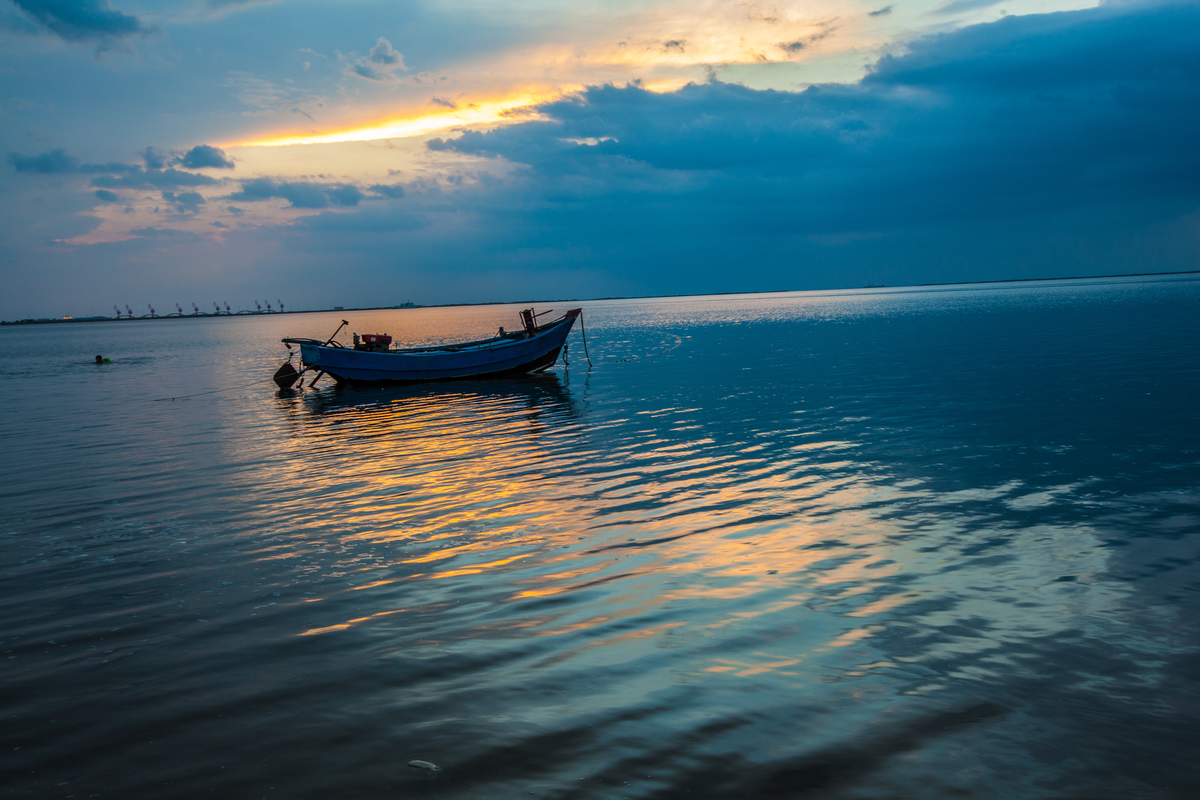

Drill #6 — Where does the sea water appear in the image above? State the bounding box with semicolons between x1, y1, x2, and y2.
1;275;1198;798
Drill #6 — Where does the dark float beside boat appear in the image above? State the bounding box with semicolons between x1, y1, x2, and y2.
273;307;583;389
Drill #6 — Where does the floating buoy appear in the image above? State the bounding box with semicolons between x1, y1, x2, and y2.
273;362;301;389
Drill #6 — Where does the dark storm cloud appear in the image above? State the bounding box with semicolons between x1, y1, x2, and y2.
178;145;234;170
426;2;1200;236
9;0;148;42
226;178;363;209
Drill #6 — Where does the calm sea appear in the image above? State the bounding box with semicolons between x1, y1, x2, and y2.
2;276;1198;799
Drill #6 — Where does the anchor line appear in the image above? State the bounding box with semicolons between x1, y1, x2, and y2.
578;311;594;368
150;375;278;402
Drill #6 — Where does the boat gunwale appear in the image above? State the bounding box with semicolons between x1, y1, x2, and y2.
281;311;577;358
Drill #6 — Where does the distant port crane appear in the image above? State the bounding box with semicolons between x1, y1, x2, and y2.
278;299;285;312
113;305;123;319
192;303;202;315
146;304;158;318
125;305;134;318
255;300;263;313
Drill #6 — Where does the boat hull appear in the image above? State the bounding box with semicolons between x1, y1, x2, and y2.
295;311;578;384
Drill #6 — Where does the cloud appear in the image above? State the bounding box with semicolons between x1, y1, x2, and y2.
7;149;216;192
130;226;203;241
178;145;234;170
348;0;1197;297
368;36;404;67
868;5;894;16
325;185;364;206
92;168;219;190
936;0;1003;14
9;0;149;42
142;146;167;169
425;2;1200;234
7;148;79;173
292;206;425;233
369;183;406;199
202;0;280;12
226;178;364;209
343;36;407;81
80;160;140;173
350;63;383;81
430;96;457;109
94;189;119;202
162;190;206;212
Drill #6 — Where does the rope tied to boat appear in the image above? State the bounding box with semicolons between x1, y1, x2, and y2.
150;375;281;401
578;310;594;367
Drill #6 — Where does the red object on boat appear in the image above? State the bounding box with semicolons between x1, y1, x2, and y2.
361;334;392;346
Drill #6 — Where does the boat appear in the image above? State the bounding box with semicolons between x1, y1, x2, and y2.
274;307;582;388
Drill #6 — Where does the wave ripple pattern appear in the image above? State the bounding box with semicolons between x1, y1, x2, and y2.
1;276;1198;799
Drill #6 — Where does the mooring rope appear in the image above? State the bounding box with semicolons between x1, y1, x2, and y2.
578;311;594;367
151;375;282;401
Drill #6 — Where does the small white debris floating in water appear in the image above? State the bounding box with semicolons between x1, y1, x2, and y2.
408;760;440;772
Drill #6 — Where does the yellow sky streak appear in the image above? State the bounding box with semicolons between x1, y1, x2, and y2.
237;95;556;148
232;77;692;149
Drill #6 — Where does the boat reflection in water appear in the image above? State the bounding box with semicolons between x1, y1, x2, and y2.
289;371;580;421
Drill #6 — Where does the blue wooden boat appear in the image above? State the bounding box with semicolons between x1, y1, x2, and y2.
275;308;581;387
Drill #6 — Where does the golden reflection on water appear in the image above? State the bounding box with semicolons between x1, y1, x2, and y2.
271;367;1127;691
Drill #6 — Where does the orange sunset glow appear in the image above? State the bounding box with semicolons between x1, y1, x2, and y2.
235;93;559;148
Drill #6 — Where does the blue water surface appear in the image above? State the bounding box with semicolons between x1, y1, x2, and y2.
1;275;1198;799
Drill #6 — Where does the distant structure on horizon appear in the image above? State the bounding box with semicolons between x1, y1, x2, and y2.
6;296;433;325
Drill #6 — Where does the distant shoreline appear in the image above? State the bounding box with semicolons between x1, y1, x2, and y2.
3;269;1197;326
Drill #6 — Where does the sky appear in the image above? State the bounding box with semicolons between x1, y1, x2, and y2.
1;0;1198;318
